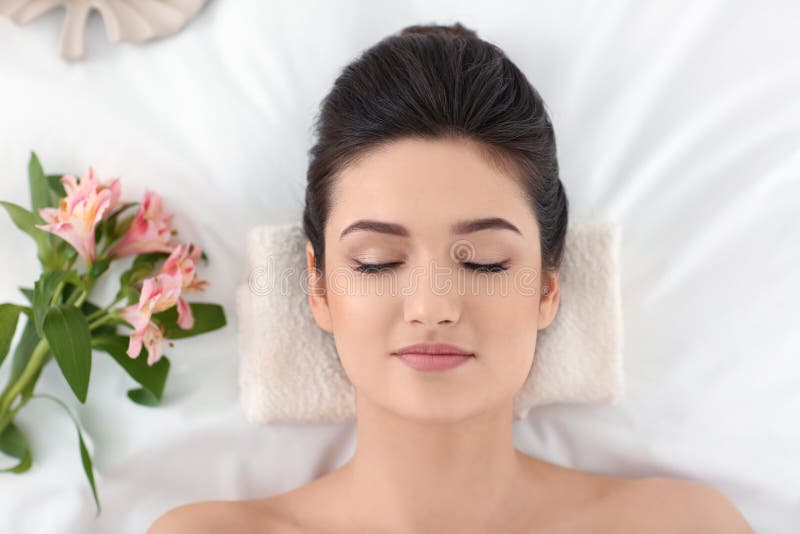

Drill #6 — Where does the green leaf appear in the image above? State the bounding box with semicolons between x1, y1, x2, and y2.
46;173;67;199
88;257;112;281
114;214;135;239
153;302;227;339
134;251;170;267
33;270;80;338
117;266;151;296
0;200;61;271
97;202;138;245
0;303;24;367
19;287;34;304
28;152;50;215
78;428;101;517
120;286;140;306
42;306;92;404
58;241;78;265
32;393;101;516
0;422;32;473
126;387;160;407
115;251;169;302
91;335;169;406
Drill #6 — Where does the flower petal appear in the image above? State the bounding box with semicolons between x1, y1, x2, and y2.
126;332;143;359
144;324;165;366
176;298;194;330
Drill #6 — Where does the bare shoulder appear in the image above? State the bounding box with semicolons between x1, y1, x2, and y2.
147;499;286;534
604;476;754;533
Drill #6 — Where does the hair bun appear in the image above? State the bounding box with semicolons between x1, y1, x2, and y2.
400;22;479;40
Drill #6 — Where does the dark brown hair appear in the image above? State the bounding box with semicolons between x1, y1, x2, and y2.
303;22;568;274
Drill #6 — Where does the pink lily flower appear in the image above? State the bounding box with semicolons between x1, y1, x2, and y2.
119;242;210;363
156;243;209;330
35;167;121;263
125;321;167;367
108;190;176;258
119;272;183;365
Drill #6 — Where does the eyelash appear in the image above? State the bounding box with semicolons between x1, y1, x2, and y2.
353;261;510;274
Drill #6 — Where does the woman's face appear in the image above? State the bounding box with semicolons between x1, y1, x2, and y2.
306;136;560;423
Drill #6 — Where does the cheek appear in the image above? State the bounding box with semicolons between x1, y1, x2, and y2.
326;290;394;380
467;289;539;386
467;269;540;334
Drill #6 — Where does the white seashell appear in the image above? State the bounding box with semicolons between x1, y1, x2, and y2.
0;0;207;60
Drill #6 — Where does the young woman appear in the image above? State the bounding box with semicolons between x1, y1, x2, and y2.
150;22;752;533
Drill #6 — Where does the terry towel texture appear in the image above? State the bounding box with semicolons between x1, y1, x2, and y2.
237;221;624;423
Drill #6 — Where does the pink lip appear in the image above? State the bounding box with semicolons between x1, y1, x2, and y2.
393;342;475;372
395;353;473;371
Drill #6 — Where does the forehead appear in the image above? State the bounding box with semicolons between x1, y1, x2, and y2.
327;137;538;241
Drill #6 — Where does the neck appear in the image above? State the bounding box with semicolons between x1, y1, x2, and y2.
342;392;527;533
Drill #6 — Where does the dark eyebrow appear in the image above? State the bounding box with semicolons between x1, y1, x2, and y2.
339;217;523;240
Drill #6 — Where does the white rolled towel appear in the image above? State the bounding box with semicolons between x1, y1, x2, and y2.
237;220;624;423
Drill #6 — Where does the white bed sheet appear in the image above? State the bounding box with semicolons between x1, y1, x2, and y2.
1;1;798;532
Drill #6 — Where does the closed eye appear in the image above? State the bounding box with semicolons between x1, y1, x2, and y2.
353;261;509;273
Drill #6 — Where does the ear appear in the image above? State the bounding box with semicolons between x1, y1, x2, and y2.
306;241;333;333
537;269;561;331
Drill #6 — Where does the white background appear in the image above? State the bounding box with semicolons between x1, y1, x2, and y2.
1;1;798;532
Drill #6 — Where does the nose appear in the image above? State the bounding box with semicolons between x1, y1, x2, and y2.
402;261;462;326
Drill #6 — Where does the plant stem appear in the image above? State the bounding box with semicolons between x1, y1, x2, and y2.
65;287;82;306
89;313;118;331
66;251;78;271
0;338;49;435
86;296;125;322
51;280;66;306
0;390;32;434
65;287;89;308
75;291;88;308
